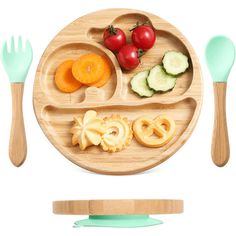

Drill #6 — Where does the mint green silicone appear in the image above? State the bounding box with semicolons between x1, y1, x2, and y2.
73;215;163;228
205;35;235;82
1;36;33;83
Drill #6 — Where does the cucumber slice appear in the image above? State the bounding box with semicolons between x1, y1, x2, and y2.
147;65;176;92
162;51;189;76
130;70;154;97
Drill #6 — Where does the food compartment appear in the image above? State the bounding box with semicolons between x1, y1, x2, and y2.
87;13;193;101
38;42;118;104
42;98;196;173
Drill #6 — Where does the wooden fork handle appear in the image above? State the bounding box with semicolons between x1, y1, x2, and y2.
9;83;27;167
212;82;230;167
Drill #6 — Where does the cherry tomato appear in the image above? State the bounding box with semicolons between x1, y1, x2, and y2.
117;44;143;70
131;24;156;50
103;25;127;52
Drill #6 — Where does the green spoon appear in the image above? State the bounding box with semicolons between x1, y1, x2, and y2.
205;35;235;167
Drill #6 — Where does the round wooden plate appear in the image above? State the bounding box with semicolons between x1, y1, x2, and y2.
33;8;202;175
53;199;183;215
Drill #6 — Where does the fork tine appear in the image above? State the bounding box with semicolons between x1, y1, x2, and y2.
25;40;32;52
25;40;33;64
1;41;8;62
2;41;8;55
26;40;33;58
10;36;15;52
18;36;23;52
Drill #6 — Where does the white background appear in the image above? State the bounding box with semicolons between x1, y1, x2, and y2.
0;0;236;235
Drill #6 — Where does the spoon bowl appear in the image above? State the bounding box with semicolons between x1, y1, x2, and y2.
205;35;235;82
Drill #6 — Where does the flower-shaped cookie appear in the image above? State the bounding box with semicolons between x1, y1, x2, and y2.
71;110;105;150
101;115;133;152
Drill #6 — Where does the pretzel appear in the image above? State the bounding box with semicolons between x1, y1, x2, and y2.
133;115;176;148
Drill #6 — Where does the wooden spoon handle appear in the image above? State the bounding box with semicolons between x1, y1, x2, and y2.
9;83;27;167
212;82;230;167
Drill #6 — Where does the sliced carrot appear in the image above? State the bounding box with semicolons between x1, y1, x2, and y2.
55;60;82;93
72;53;105;85
89;58;111;87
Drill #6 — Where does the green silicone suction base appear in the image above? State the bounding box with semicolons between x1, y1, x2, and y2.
73;215;163;228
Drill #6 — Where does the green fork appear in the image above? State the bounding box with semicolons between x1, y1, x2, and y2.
1;36;33;167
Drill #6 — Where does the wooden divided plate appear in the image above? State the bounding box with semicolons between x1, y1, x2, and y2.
33;9;202;175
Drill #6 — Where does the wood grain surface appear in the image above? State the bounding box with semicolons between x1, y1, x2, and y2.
33;9;202;175
212;82;229;167
9;83;27;167
53;199;184;215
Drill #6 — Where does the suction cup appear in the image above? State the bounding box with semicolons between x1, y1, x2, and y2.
73;215;163;228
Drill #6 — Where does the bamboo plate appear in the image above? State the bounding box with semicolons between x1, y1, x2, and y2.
53;199;184;215
53;199;183;227
33;8;202;175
